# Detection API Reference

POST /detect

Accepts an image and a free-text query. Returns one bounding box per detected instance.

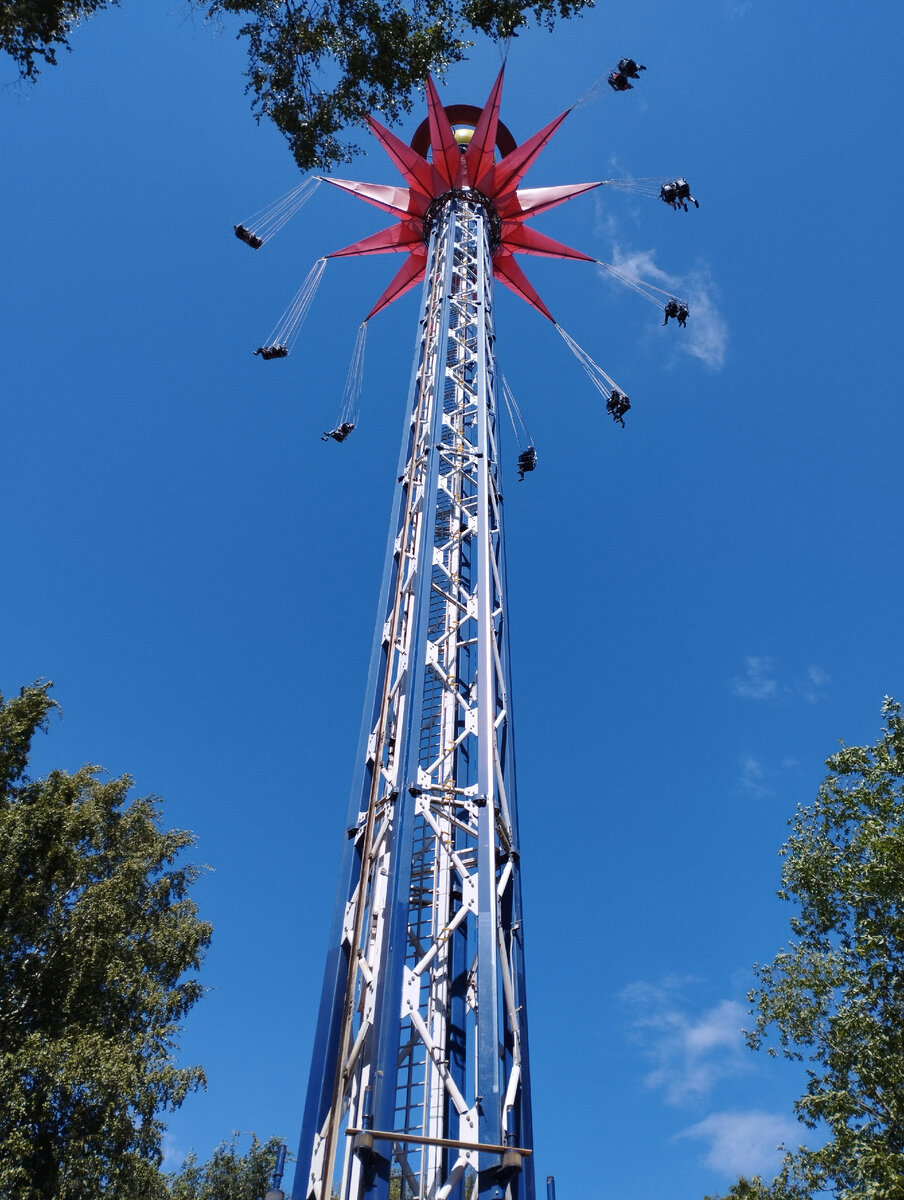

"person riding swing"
[322,422,356,443]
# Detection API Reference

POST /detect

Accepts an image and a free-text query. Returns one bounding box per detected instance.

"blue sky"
[3,1,902,1196]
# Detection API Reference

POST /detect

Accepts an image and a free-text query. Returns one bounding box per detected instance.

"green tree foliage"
[704,1175,810,1200]
[208,0,592,170]
[715,698,904,1200]
[0,682,212,1200]
[1,0,593,170]
[167,1133,286,1199]
[0,0,120,79]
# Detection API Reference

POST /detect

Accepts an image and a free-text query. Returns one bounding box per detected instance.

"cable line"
[499,373,538,480]
[322,322,367,444]
[234,175,322,249]
[556,324,634,429]
[600,177,670,199]
[499,373,531,451]
[341,321,367,427]
[555,324,623,401]
[573,70,614,108]
[338,321,367,426]
[254,257,327,359]
[595,259,687,310]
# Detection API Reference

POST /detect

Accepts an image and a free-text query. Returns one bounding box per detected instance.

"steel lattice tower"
[293,70,601,1200]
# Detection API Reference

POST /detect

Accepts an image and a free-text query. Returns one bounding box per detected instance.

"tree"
[704,1176,810,1200]
[1,0,593,170]
[714,698,904,1200]
[0,682,212,1200]
[166,1133,287,1199]
[0,0,120,79]
[207,0,593,170]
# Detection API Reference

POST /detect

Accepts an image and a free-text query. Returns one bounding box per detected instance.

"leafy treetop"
[0,682,212,1200]
[1,0,594,169]
[710,698,904,1200]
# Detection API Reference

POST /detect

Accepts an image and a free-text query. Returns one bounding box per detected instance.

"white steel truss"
[295,195,533,1200]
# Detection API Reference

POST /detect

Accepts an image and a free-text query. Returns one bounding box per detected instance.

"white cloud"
[739,754,772,797]
[798,665,831,704]
[732,656,777,701]
[681,274,729,370]
[161,1130,188,1171]
[731,656,830,704]
[601,245,728,371]
[679,1109,798,1176]
[620,982,749,1105]
[608,245,672,287]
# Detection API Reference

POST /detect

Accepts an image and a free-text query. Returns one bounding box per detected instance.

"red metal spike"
[324,178,430,219]
[496,181,603,221]
[324,175,429,218]
[425,76,464,190]
[464,68,505,193]
[327,221,424,259]
[489,109,572,197]
[492,251,555,321]
[365,249,428,320]
[499,222,595,261]
[366,115,437,197]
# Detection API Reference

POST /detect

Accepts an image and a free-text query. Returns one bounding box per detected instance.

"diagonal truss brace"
[295,197,534,1200]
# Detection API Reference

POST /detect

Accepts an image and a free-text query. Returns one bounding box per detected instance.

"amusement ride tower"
[288,70,608,1200]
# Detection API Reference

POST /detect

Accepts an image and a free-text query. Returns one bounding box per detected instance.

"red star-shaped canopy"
[324,70,600,322]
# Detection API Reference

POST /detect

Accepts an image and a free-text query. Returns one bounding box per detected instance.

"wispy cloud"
[739,754,772,797]
[797,665,831,704]
[731,657,830,704]
[725,0,753,19]
[603,245,728,371]
[732,656,777,701]
[161,1130,188,1172]
[620,981,749,1104]
[681,272,729,370]
[678,1109,798,1175]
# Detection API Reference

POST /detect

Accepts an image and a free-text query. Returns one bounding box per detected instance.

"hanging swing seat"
[517,447,538,480]
[234,224,264,249]
[322,422,356,444]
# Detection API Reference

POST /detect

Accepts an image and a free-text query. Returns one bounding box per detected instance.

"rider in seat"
[234,224,263,249]
[322,422,356,443]
[617,58,646,78]
[607,390,631,428]
[663,298,680,325]
[517,446,538,480]
[253,344,288,359]
[661,179,699,211]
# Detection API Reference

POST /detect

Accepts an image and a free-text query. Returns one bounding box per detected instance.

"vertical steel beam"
[294,195,534,1200]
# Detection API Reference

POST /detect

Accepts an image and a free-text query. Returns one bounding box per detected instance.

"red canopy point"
[325,70,595,321]
[493,251,555,322]
[365,248,428,321]
[366,115,435,196]
[498,223,595,262]
[496,181,604,221]
[425,76,465,190]
[325,178,428,220]
[328,221,424,259]
[465,71,507,194]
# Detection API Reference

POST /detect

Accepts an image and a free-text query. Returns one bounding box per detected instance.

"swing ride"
[232,62,705,1200]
